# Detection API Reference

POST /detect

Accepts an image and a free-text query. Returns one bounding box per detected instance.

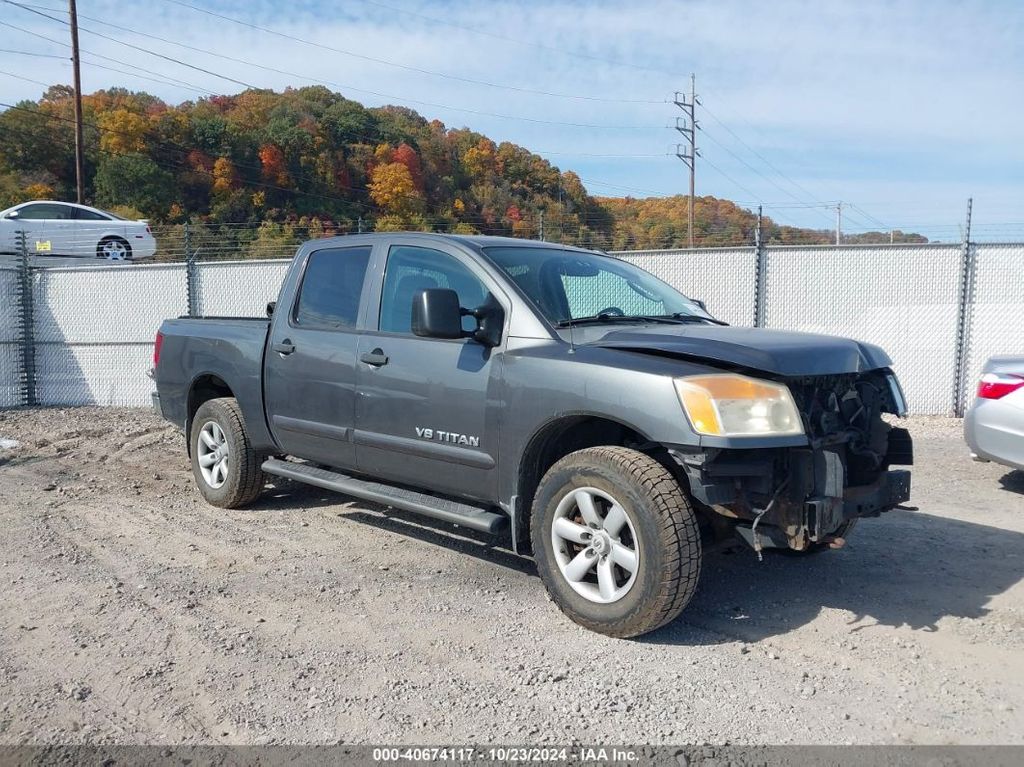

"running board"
[261,458,507,534]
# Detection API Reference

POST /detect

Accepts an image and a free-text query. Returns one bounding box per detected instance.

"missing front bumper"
[804,469,911,541]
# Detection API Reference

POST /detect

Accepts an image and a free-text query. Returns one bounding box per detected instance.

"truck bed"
[153,317,274,450]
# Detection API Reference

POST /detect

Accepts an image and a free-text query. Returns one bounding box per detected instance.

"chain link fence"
[2,233,1023,415]
[0,261,24,409]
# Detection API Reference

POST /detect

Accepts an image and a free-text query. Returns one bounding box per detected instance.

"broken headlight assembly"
[674,373,804,437]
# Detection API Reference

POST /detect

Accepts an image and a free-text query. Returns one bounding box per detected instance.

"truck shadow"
[648,509,1024,645]
[252,481,537,573]
[251,484,1024,645]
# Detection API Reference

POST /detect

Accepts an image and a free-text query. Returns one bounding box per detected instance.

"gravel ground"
[0,408,1021,745]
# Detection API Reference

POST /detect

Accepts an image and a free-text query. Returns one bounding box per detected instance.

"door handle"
[273,340,296,356]
[360,348,389,367]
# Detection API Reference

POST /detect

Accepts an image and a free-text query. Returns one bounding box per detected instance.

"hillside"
[0,85,923,249]
[597,196,927,249]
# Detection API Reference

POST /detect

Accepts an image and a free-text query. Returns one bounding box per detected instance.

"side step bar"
[261,458,507,534]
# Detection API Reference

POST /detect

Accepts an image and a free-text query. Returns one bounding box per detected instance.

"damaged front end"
[672,369,913,553]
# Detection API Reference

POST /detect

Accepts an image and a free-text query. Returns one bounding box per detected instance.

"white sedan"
[0,200,157,261]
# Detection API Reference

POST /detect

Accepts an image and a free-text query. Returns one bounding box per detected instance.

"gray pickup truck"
[153,233,912,637]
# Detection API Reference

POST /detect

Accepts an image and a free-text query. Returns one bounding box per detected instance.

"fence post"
[753,205,767,327]
[184,221,198,318]
[15,230,36,407]
[951,198,974,417]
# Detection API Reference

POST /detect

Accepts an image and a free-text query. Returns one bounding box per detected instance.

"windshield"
[482,246,713,325]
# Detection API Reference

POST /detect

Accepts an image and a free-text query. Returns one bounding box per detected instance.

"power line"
[535,150,671,159]
[0,19,220,94]
[5,1,662,131]
[4,1,257,88]
[160,0,664,106]
[0,68,52,88]
[696,124,836,228]
[0,47,66,57]
[698,97,891,230]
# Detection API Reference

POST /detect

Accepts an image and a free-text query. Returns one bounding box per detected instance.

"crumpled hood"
[591,325,892,377]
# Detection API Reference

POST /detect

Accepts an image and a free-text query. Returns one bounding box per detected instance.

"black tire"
[189,397,265,508]
[97,236,132,260]
[531,446,701,638]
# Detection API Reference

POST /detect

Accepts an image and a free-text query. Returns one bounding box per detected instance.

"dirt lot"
[0,408,1021,745]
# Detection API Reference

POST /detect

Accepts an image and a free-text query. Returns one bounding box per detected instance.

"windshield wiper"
[659,313,729,326]
[555,314,681,328]
[556,312,729,328]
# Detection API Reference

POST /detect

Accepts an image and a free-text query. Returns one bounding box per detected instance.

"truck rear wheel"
[531,446,701,638]
[189,397,265,509]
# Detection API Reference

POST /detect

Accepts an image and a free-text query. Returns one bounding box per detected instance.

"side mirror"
[412,288,464,340]
[6,210,19,219]
[266,301,276,318]
[468,294,504,348]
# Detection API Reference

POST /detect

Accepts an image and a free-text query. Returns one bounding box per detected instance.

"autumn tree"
[368,162,421,213]
[96,108,149,154]
[211,157,238,196]
[259,144,290,187]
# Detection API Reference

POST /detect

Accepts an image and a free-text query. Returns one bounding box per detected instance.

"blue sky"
[1,0,1022,240]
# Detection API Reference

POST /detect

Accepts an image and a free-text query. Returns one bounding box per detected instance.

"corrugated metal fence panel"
[962,243,1024,410]
[195,259,289,317]
[32,264,187,406]
[0,267,24,408]
[763,244,963,414]
[612,247,757,327]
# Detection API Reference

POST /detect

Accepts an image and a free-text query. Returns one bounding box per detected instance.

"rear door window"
[75,208,110,221]
[293,245,372,329]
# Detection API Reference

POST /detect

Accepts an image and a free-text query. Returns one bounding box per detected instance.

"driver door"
[354,242,506,501]
[3,204,49,256]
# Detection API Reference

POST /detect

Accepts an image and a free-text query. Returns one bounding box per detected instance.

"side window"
[75,208,109,221]
[379,246,488,334]
[293,246,372,329]
[18,204,72,220]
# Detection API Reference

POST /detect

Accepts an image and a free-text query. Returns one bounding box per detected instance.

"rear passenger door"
[263,244,374,469]
[38,203,78,256]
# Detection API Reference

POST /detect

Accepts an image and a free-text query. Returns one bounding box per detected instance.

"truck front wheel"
[189,397,266,508]
[531,446,701,638]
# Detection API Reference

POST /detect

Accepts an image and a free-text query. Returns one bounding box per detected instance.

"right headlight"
[674,374,804,437]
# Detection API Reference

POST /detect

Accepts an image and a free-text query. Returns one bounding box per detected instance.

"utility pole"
[538,209,544,241]
[755,204,762,250]
[357,215,363,233]
[835,201,842,245]
[69,0,85,204]
[674,74,698,249]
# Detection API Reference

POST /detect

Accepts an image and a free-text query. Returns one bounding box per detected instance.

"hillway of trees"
[0,85,925,254]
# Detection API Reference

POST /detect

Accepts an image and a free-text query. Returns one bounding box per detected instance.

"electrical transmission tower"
[674,74,699,249]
